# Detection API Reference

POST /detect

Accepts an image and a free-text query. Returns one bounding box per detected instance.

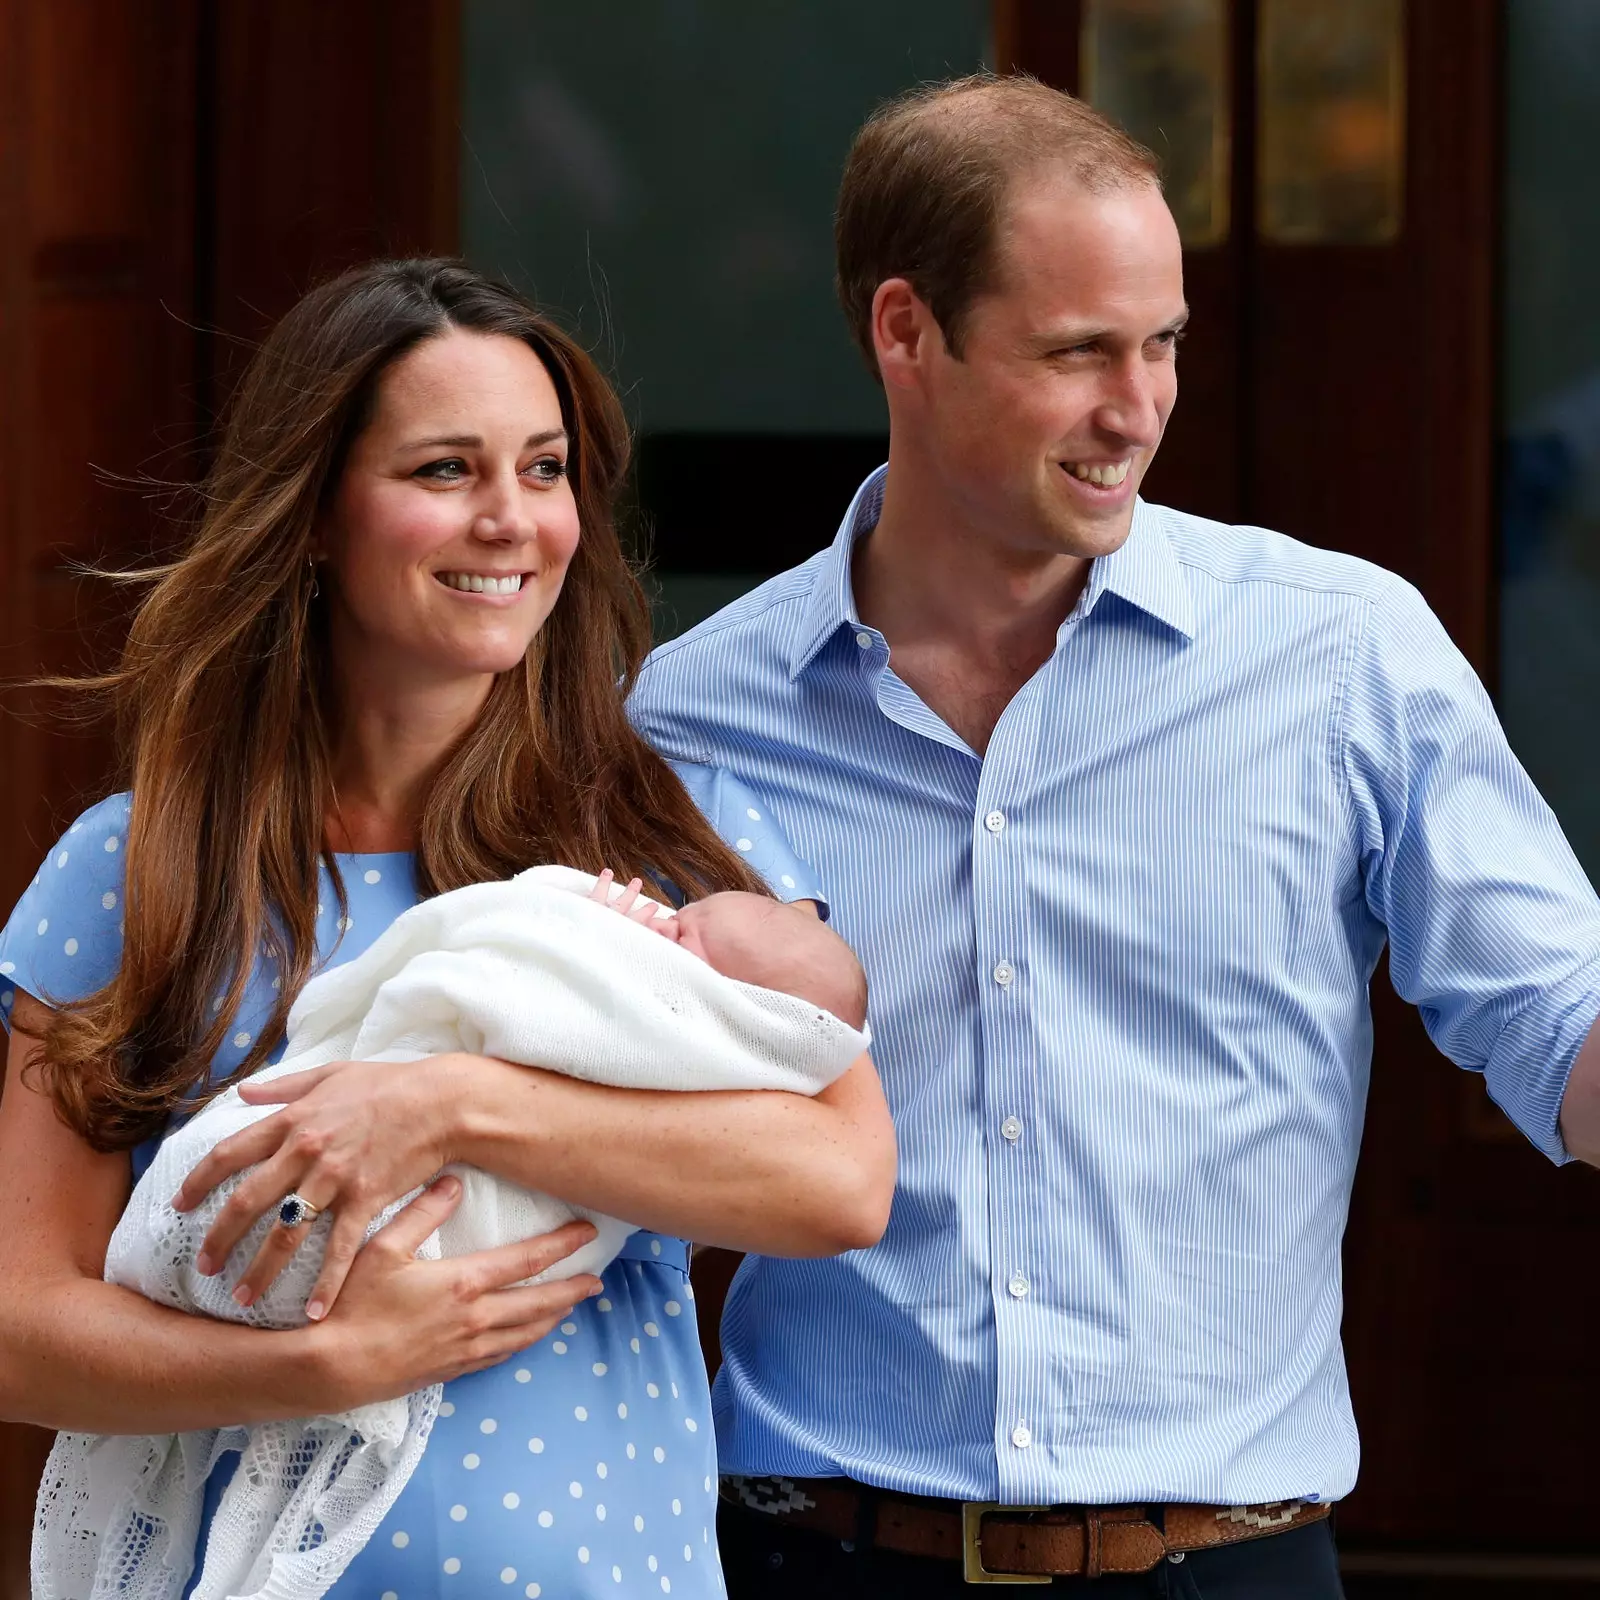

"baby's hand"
[588,869,681,941]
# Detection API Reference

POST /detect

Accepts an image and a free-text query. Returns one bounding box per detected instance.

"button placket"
[973,718,1043,1500]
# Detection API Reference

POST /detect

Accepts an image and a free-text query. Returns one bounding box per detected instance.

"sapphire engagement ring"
[277,1193,324,1229]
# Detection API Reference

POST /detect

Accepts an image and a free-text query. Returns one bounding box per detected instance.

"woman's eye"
[415,458,468,482]
[524,457,569,483]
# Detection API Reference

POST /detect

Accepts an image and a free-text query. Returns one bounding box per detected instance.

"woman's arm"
[0,994,600,1433]
[190,1049,897,1316]
[452,1052,896,1253]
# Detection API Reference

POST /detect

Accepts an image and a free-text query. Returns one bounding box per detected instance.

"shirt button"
[1008,1273,1030,1299]
[1011,1424,1033,1450]
[1001,1115,1022,1143]
[854,630,872,649]
[992,960,1015,987]
[984,810,1006,834]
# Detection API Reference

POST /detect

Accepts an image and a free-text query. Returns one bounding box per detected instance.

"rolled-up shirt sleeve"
[1341,576,1600,1162]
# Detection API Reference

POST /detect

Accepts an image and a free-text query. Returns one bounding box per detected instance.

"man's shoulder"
[639,552,831,686]
[1148,500,1409,609]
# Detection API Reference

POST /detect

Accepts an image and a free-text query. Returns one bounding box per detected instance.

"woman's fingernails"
[436,1175,461,1198]
[306,1299,325,1322]
[195,1251,214,1275]
[171,1193,189,1212]
[232,1284,254,1308]
[586,1280,604,1298]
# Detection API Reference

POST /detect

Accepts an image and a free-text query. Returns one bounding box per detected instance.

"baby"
[588,867,869,1030]
[42,866,872,1600]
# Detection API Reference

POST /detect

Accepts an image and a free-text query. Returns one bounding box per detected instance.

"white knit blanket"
[35,866,867,1600]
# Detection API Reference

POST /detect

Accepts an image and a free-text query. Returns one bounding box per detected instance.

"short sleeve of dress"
[0,793,131,1031]
[667,760,828,916]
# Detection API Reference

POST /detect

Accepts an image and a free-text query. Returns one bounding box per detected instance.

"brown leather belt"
[721,1474,1331,1583]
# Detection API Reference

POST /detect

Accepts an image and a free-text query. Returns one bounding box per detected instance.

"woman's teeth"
[438,572,524,594]
[1064,459,1131,487]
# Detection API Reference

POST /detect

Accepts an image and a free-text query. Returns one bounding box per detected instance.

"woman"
[0,259,894,1597]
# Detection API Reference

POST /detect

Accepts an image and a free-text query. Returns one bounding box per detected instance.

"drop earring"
[307,558,320,601]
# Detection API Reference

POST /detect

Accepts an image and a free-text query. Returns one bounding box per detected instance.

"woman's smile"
[433,568,530,598]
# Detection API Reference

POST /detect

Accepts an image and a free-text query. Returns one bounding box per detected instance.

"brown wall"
[0,3,457,1586]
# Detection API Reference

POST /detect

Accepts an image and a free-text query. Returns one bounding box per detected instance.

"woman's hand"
[309,1176,605,1411]
[173,1055,469,1319]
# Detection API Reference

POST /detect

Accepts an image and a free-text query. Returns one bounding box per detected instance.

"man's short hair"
[834,72,1162,375]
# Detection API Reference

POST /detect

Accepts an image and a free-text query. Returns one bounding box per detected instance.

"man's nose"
[1096,358,1165,447]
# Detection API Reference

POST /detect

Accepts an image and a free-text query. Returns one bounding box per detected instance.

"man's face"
[915,172,1187,561]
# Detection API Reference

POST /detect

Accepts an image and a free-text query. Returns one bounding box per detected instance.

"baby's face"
[675,894,868,1030]
[586,872,867,1029]
[671,892,790,968]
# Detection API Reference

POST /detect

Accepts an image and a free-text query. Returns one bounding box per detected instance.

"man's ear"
[871,278,936,392]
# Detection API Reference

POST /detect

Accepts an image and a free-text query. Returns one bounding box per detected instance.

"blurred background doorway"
[1,2,1597,1591]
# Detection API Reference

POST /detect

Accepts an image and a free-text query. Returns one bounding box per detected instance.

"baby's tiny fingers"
[587,868,616,904]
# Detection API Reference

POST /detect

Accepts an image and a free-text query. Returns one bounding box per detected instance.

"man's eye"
[416,458,468,481]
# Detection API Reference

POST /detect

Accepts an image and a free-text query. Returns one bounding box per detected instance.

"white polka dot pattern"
[0,763,814,1595]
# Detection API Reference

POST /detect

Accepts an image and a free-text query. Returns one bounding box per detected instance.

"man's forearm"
[443,1053,895,1257]
[1557,1013,1600,1165]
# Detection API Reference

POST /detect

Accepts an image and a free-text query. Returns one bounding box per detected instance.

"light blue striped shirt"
[629,467,1600,1508]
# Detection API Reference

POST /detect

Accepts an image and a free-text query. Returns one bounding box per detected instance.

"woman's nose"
[470,471,532,542]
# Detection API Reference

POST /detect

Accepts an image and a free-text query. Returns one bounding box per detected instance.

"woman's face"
[319,328,581,694]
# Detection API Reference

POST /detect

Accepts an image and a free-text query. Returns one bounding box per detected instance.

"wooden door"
[0,5,457,1587]
[1003,0,1600,1550]
[0,6,201,1586]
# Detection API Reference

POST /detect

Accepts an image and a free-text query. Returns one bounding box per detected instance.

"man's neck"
[851,455,1094,753]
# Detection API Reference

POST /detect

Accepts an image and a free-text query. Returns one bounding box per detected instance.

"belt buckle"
[961,1502,1054,1584]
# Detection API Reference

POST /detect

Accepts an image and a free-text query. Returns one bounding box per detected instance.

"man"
[631,75,1600,1597]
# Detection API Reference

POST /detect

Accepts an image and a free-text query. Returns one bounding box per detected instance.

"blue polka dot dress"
[0,763,825,1599]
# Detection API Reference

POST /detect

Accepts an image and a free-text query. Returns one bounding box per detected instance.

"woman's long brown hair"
[32,258,766,1152]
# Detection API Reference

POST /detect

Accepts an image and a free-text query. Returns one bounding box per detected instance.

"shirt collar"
[1075,496,1197,642]
[787,465,885,681]
[786,468,1195,682]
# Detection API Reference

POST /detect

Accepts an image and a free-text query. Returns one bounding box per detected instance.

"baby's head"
[673,892,868,1031]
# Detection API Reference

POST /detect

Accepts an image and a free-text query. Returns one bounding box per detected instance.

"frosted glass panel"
[461,1,989,435]
[1499,0,1600,885]
[1257,0,1404,245]
[1080,0,1230,248]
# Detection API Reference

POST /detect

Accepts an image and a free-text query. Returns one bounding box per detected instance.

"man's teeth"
[1064,460,1131,487]
[439,572,524,594]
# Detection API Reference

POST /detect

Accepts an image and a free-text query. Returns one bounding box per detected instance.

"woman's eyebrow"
[401,429,568,451]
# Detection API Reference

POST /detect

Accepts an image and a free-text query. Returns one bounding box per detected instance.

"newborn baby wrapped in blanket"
[35,866,869,1600]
